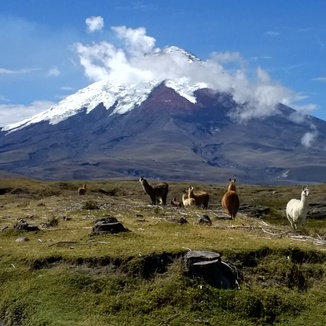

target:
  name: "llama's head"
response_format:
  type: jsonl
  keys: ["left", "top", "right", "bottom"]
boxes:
{"left": 139, "top": 176, "right": 145, "bottom": 183}
{"left": 228, "top": 178, "right": 237, "bottom": 192}
{"left": 301, "top": 185, "right": 310, "bottom": 198}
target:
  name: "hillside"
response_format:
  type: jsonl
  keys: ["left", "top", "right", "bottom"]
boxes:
{"left": 1, "top": 85, "right": 326, "bottom": 184}
{"left": 1, "top": 177, "right": 326, "bottom": 325}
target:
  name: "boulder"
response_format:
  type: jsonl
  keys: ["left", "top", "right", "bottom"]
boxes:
{"left": 184, "top": 250, "right": 239, "bottom": 289}
{"left": 308, "top": 203, "right": 326, "bottom": 220}
{"left": 239, "top": 204, "right": 270, "bottom": 218}
{"left": 14, "top": 219, "right": 40, "bottom": 231}
{"left": 91, "top": 216, "right": 129, "bottom": 235}
{"left": 198, "top": 215, "right": 212, "bottom": 225}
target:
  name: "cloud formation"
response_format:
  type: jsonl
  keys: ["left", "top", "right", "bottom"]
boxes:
{"left": 0, "top": 101, "right": 55, "bottom": 127}
{"left": 86, "top": 16, "right": 104, "bottom": 33}
{"left": 74, "top": 22, "right": 315, "bottom": 125}
{"left": 0, "top": 67, "right": 39, "bottom": 74}
{"left": 301, "top": 130, "right": 318, "bottom": 147}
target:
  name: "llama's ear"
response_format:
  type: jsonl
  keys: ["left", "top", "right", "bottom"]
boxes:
{"left": 234, "top": 179, "right": 236, "bottom": 182}
{"left": 229, "top": 178, "right": 232, "bottom": 182}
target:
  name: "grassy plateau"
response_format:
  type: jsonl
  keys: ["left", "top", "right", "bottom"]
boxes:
{"left": 1, "top": 177, "right": 326, "bottom": 326}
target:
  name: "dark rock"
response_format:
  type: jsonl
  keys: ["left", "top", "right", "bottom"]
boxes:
{"left": 91, "top": 217, "right": 129, "bottom": 235}
{"left": 184, "top": 250, "right": 239, "bottom": 289}
{"left": 239, "top": 204, "right": 270, "bottom": 218}
{"left": 0, "top": 187, "right": 13, "bottom": 195}
{"left": 198, "top": 215, "right": 212, "bottom": 225}
{"left": 14, "top": 219, "right": 40, "bottom": 231}
{"left": 165, "top": 216, "right": 188, "bottom": 224}
{"left": 308, "top": 203, "right": 326, "bottom": 220}
{"left": 178, "top": 217, "right": 188, "bottom": 224}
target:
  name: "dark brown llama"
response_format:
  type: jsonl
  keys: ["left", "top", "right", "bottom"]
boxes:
{"left": 78, "top": 184, "right": 87, "bottom": 195}
{"left": 139, "top": 177, "right": 169, "bottom": 205}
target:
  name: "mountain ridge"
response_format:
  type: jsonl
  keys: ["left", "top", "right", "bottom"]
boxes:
{"left": 0, "top": 47, "right": 325, "bottom": 184}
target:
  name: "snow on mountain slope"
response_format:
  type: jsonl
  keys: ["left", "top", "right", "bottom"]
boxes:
{"left": 3, "top": 45, "right": 208, "bottom": 133}
{"left": 3, "top": 79, "right": 158, "bottom": 133}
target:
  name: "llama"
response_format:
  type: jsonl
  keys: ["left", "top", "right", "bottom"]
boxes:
{"left": 286, "top": 186, "right": 310, "bottom": 229}
{"left": 139, "top": 177, "right": 169, "bottom": 205}
{"left": 78, "top": 184, "right": 86, "bottom": 195}
{"left": 182, "top": 193, "right": 196, "bottom": 207}
{"left": 187, "top": 185, "right": 209, "bottom": 209}
{"left": 221, "top": 178, "right": 240, "bottom": 219}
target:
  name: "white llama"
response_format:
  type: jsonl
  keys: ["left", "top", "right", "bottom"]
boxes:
{"left": 285, "top": 186, "right": 310, "bottom": 229}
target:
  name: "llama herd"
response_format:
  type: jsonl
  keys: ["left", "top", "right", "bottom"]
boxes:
{"left": 139, "top": 176, "right": 239, "bottom": 219}
{"left": 77, "top": 177, "right": 311, "bottom": 230}
{"left": 137, "top": 177, "right": 311, "bottom": 230}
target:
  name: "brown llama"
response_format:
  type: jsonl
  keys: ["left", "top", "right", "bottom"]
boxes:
{"left": 182, "top": 193, "right": 196, "bottom": 207}
{"left": 221, "top": 178, "right": 240, "bottom": 219}
{"left": 78, "top": 184, "right": 87, "bottom": 195}
{"left": 139, "top": 176, "right": 169, "bottom": 205}
{"left": 188, "top": 185, "right": 209, "bottom": 209}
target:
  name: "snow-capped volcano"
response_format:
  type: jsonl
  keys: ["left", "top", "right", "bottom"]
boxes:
{"left": 1, "top": 45, "right": 326, "bottom": 184}
{"left": 3, "top": 46, "right": 208, "bottom": 133}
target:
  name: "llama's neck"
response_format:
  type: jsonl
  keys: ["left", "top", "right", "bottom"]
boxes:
{"left": 141, "top": 180, "right": 152, "bottom": 192}
{"left": 228, "top": 182, "right": 237, "bottom": 192}
{"left": 301, "top": 194, "right": 309, "bottom": 206}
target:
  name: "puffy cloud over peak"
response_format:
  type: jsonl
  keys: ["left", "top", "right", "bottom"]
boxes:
{"left": 111, "top": 26, "right": 156, "bottom": 57}
{"left": 74, "top": 24, "right": 316, "bottom": 124}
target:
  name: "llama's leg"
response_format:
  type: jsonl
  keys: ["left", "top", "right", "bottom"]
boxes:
{"left": 150, "top": 195, "right": 156, "bottom": 205}
{"left": 286, "top": 213, "right": 294, "bottom": 229}
{"left": 162, "top": 194, "right": 167, "bottom": 205}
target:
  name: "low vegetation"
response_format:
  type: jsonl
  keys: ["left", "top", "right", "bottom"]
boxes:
{"left": 1, "top": 178, "right": 326, "bottom": 325}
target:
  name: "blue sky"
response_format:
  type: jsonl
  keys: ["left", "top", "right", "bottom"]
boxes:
{"left": 0, "top": 0, "right": 325, "bottom": 126}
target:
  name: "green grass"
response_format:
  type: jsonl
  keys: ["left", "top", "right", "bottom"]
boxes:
{"left": 1, "top": 178, "right": 326, "bottom": 325}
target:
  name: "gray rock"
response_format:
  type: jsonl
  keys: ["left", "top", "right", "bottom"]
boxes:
{"left": 198, "top": 215, "right": 212, "bottom": 225}
{"left": 91, "top": 216, "right": 129, "bottom": 235}
{"left": 308, "top": 203, "right": 326, "bottom": 220}
{"left": 14, "top": 219, "right": 39, "bottom": 231}
{"left": 239, "top": 204, "right": 270, "bottom": 218}
{"left": 16, "top": 237, "right": 30, "bottom": 242}
{"left": 184, "top": 250, "right": 239, "bottom": 289}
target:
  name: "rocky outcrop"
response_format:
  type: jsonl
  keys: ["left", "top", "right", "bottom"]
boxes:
{"left": 14, "top": 219, "right": 39, "bottom": 231}
{"left": 184, "top": 250, "right": 239, "bottom": 289}
{"left": 91, "top": 217, "right": 129, "bottom": 235}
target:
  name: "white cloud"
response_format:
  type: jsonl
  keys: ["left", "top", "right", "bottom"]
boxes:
{"left": 85, "top": 16, "right": 104, "bottom": 33}
{"left": 0, "top": 95, "right": 9, "bottom": 102}
{"left": 0, "top": 67, "right": 39, "bottom": 74}
{"left": 0, "top": 101, "right": 54, "bottom": 127}
{"left": 313, "top": 77, "right": 326, "bottom": 82}
{"left": 47, "top": 67, "right": 60, "bottom": 77}
{"left": 60, "top": 86, "right": 74, "bottom": 91}
{"left": 301, "top": 131, "right": 318, "bottom": 147}
{"left": 209, "top": 51, "right": 243, "bottom": 64}
{"left": 73, "top": 25, "right": 316, "bottom": 124}
{"left": 266, "top": 31, "right": 280, "bottom": 37}
{"left": 112, "top": 26, "right": 156, "bottom": 56}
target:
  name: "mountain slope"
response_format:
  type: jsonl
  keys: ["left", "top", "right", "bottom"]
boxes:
{"left": 1, "top": 80, "right": 326, "bottom": 184}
